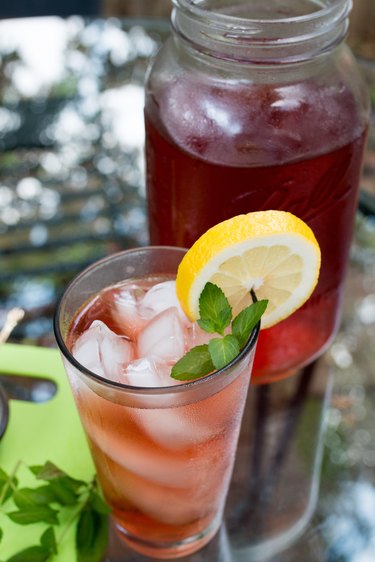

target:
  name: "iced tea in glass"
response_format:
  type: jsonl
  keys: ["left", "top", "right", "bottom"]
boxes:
{"left": 54, "top": 247, "right": 259, "bottom": 559}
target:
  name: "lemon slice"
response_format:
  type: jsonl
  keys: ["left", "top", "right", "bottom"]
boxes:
{"left": 176, "top": 211, "right": 321, "bottom": 329}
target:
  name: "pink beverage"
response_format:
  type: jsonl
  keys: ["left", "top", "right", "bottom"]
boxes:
{"left": 145, "top": 0, "right": 370, "bottom": 382}
{"left": 54, "top": 247, "right": 259, "bottom": 559}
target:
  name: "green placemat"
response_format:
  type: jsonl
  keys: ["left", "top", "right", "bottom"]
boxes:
{"left": 0, "top": 343, "right": 95, "bottom": 561}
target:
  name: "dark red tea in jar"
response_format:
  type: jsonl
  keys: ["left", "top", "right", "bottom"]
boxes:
{"left": 145, "top": 0, "right": 370, "bottom": 382}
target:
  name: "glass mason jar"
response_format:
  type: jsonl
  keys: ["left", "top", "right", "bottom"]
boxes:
{"left": 144, "top": 0, "right": 370, "bottom": 383}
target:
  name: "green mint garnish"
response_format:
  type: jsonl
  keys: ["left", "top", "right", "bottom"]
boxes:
{"left": 197, "top": 282, "right": 232, "bottom": 335}
{"left": 0, "top": 461, "right": 110, "bottom": 562}
{"left": 169, "top": 345, "right": 214, "bottom": 381}
{"left": 208, "top": 334, "right": 240, "bottom": 370}
{"left": 171, "top": 282, "right": 268, "bottom": 381}
{"left": 232, "top": 299, "right": 268, "bottom": 349}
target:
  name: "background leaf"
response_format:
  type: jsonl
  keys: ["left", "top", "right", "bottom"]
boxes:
{"left": 8, "top": 505, "right": 59, "bottom": 525}
{"left": 40, "top": 527, "right": 57, "bottom": 555}
{"left": 88, "top": 490, "right": 111, "bottom": 515}
{"left": 31, "top": 462, "right": 85, "bottom": 490}
{"left": 0, "top": 468, "right": 18, "bottom": 505}
{"left": 46, "top": 479, "right": 78, "bottom": 506}
{"left": 30, "top": 463, "right": 65, "bottom": 480}
{"left": 76, "top": 508, "right": 95, "bottom": 552}
{"left": 13, "top": 486, "right": 59, "bottom": 509}
{"left": 6, "top": 545, "right": 50, "bottom": 562}
{"left": 76, "top": 507, "right": 108, "bottom": 562}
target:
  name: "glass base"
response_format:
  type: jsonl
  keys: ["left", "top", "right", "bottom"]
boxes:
{"left": 232, "top": 497, "right": 316, "bottom": 561}
{"left": 115, "top": 516, "right": 221, "bottom": 559}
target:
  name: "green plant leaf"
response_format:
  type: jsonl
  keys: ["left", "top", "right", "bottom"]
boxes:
{"left": 6, "top": 545, "right": 50, "bottom": 562}
{"left": 29, "top": 463, "right": 65, "bottom": 480}
{"left": 31, "top": 462, "right": 85, "bottom": 489}
{"left": 208, "top": 335, "right": 240, "bottom": 370}
{"left": 76, "top": 507, "right": 108, "bottom": 562}
{"left": 30, "top": 462, "right": 85, "bottom": 506}
{"left": 88, "top": 490, "right": 111, "bottom": 515}
{"left": 171, "top": 345, "right": 214, "bottom": 381}
{"left": 7, "top": 505, "right": 59, "bottom": 526}
{"left": 13, "top": 486, "right": 59, "bottom": 509}
{"left": 170, "top": 283, "right": 268, "bottom": 380}
{"left": 46, "top": 479, "right": 78, "bottom": 506}
{"left": 76, "top": 508, "right": 95, "bottom": 551}
{"left": 198, "top": 282, "right": 232, "bottom": 335}
{"left": 40, "top": 527, "right": 57, "bottom": 555}
{"left": 232, "top": 300, "right": 268, "bottom": 348}
{"left": 0, "top": 468, "right": 18, "bottom": 505}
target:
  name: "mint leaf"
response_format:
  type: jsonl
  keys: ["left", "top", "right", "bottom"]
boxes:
{"left": 13, "top": 487, "right": 58, "bottom": 509}
{"left": 198, "top": 282, "right": 232, "bottom": 335}
{"left": 40, "top": 527, "right": 57, "bottom": 555}
{"left": 30, "top": 462, "right": 85, "bottom": 506}
{"left": 232, "top": 300, "right": 268, "bottom": 349}
{"left": 0, "top": 468, "right": 18, "bottom": 505}
{"left": 170, "top": 283, "right": 268, "bottom": 381}
{"left": 46, "top": 479, "right": 78, "bottom": 506}
{"left": 88, "top": 490, "right": 111, "bottom": 515}
{"left": 208, "top": 335, "right": 240, "bottom": 370}
{"left": 6, "top": 546, "right": 50, "bottom": 562}
{"left": 76, "top": 508, "right": 95, "bottom": 554}
{"left": 3, "top": 462, "right": 109, "bottom": 562}
{"left": 197, "top": 318, "right": 219, "bottom": 334}
{"left": 76, "top": 506, "right": 108, "bottom": 562}
{"left": 8, "top": 505, "right": 59, "bottom": 525}
{"left": 30, "top": 462, "right": 65, "bottom": 480}
{"left": 31, "top": 462, "right": 85, "bottom": 489}
{"left": 171, "top": 345, "right": 214, "bottom": 381}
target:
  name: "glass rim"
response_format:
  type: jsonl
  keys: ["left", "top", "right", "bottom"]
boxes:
{"left": 173, "top": 0, "right": 350, "bottom": 27}
{"left": 54, "top": 246, "right": 260, "bottom": 396}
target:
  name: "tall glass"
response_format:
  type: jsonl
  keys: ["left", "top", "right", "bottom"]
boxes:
{"left": 145, "top": 0, "right": 370, "bottom": 382}
{"left": 54, "top": 247, "right": 259, "bottom": 559}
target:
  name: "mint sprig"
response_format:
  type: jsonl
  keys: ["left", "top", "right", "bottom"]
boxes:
{"left": 171, "top": 282, "right": 268, "bottom": 381}
{"left": 0, "top": 461, "right": 110, "bottom": 562}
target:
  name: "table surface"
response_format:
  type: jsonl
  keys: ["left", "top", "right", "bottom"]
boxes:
{"left": 0, "top": 14, "right": 374, "bottom": 562}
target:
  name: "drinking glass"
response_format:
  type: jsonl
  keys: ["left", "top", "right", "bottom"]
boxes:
{"left": 54, "top": 247, "right": 259, "bottom": 559}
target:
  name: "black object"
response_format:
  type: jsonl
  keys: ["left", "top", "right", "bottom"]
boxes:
{"left": 0, "top": 0, "right": 100, "bottom": 19}
{"left": 0, "top": 384, "right": 9, "bottom": 439}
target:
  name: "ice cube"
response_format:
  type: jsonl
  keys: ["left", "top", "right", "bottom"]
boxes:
{"left": 109, "top": 285, "right": 147, "bottom": 338}
{"left": 122, "top": 356, "right": 178, "bottom": 388}
{"left": 85, "top": 414, "right": 196, "bottom": 488}
{"left": 120, "top": 357, "right": 183, "bottom": 411}
{"left": 72, "top": 320, "right": 134, "bottom": 381}
{"left": 139, "top": 407, "right": 205, "bottom": 450}
{"left": 111, "top": 464, "right": 212, "bottom": 526}
{"left": 137, "top": 308, "right": 186, "bottom": 362}
{"left": 139, "top": 280, "right": 189, "bottom": 324}
{"left": 72, "top": 327, "right": 103, "bottom": 377}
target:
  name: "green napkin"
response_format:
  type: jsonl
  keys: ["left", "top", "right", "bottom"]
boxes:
{"left": 0, "top": 343, "right": 94, "bottom": 561}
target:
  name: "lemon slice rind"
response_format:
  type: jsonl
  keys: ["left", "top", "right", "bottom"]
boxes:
{"left": 176, "top": 211, "right": 321, "bottom": 330}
